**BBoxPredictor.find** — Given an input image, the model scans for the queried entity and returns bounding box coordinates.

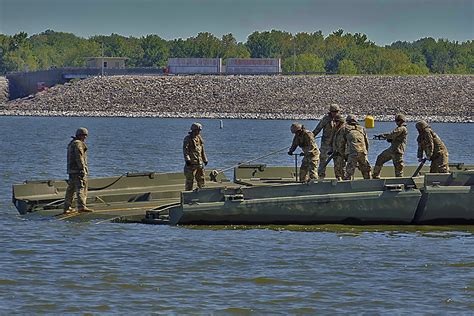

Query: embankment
[1,75,472,122]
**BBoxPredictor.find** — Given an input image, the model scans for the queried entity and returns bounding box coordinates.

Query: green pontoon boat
[12,171,230,222]
[12,164,474,225]
[144,164,474,225]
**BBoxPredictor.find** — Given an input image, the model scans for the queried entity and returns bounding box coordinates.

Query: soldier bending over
[415,120,449,173]
[372,113,408,178]
[288,123,320,182]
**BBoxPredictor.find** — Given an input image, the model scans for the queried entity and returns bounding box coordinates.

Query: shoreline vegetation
[1,30,472,75]
[0,75,472,123]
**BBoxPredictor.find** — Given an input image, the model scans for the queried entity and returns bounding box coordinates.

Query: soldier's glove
[185,160,191,166]
[299,153,305,157]
[287,151,293,156]
[204,161,208,166]
[79,170,86,177]
[333,152,340,157]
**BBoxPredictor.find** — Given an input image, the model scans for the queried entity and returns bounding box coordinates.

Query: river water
[1,116,473,314]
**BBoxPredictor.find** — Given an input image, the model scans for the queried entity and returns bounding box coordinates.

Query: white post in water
[219,120,223,129]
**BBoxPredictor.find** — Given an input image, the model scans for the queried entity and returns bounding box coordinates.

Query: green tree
[282,53,325,73]
[190,32,222,57]
[337,59,357,74]
[139,35,169,67]
[221,33,250,59]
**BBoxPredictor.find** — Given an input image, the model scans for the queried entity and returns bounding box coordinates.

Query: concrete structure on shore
[167,58,222,74]
[226,58,281,74]
[1,75,472,123]
[86,57,127,69]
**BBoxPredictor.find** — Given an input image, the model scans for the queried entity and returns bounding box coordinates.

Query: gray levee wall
[168,58,222,74]
[226,58,281,74]
[6,68,164,100]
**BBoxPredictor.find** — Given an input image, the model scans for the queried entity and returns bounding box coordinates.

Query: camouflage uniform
[289,125,320,182]
[373,122,408,178]
[344,117,371,180]
[416,122,449,173]
[64,129,89,211]
[331,123,347,180]
[183,125,208,191]
[313,113,336,178]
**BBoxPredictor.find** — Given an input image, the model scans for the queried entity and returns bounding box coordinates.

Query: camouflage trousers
[333,154,346,180]
[184,164,205,191]
[430,152,449,173]
[64,174,88,210]
[317,144,332,178]
[300,155,319,182]
[344,152,372,180]
[373,149,404,177]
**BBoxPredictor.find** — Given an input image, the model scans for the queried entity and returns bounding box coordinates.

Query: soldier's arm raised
[383,127,402,140]
[312,116,327,136]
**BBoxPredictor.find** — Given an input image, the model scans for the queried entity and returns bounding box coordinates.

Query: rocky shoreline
[1,75,472,123]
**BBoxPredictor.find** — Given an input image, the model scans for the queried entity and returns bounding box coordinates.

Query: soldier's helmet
[334,114,345,123]
[190,123,203,131]
[329,103,340,112]
[346,114,357,124]
[395,113,406,122]
[415,120,429,130]
[290,123,303,133]
[75,127,89,137]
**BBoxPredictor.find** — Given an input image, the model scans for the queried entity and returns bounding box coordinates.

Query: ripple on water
[11,249,37,255]
[0,279,18,285]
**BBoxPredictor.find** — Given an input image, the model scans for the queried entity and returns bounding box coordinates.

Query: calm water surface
[1,116,473,314]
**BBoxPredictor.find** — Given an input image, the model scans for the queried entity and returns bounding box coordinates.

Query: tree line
[0,29,472,75]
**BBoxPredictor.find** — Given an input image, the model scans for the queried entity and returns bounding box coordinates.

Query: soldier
[288,123,320,182]
[330,114,347,180]
[313,103,340,179]
[63,127,92,214]
[415,120,449,173]
[372,113,408,178]
[183,122,208,191]
[344,115,371,180]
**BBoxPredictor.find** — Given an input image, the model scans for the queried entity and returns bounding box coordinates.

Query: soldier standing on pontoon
[331,114,347,181]
[63,127,93,214]
[415,120,449,173]
[344,115,372,180]
[183,122,208,191]
[313,104,340,179]
[288,123,320,182]
[372,113,408,178]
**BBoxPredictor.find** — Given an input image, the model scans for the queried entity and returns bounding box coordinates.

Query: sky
[0,0,472,45]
